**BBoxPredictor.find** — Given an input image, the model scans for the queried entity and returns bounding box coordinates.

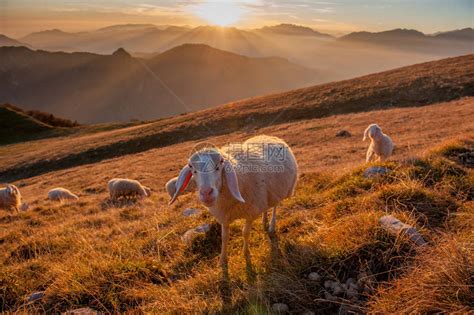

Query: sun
[191,1,247,26]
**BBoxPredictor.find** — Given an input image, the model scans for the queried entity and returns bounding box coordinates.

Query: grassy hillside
[0,105,56,145]
[0,134,471,313]
[0,54,473,182]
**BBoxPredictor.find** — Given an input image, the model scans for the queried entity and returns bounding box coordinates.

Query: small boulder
[336,130,352,138]
[324,291,337,302]
[308,272,321,282]
[379,215,427,246]
[26,291,44,303]
[64,307,100,314]
[364,166,389,178]
[182,208,200,217]
[272,303,289,313]
[195,223,210,233]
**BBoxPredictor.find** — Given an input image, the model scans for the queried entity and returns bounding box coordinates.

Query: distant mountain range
[0,44,317,123]
[0,34,28,47]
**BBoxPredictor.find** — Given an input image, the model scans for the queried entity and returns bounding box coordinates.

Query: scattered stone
[195,223,210,233]
[308,272,321,282]
[346,278,356,286]
[332,283,344,296]
[379,215,427,246]
[364,166,389,178]
[20,202,29,211]
[26,291,44,303]
[64,307,100,314]
[324,280,334,289]
[302,311,315,315]
[182,229,200,246]
[182,208,200,217]
[459,151,474,167]
[181,223,211,245]
[336,130,352,138]
[324,291,337,302]
[272,303,289,313]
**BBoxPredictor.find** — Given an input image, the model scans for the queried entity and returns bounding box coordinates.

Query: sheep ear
[223,160,245,203]
[169,165,192,205]
[363,126,369,141]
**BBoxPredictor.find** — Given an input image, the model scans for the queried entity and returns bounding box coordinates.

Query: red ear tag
[179,171,193,193]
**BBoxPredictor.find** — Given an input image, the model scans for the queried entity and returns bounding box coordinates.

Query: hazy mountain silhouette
[256,24,333,38]
[434,27,474,41]
[0,44,317,123]
[0,34,28,47]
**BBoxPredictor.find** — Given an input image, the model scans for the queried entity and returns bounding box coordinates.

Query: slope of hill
[0,54,472,182]
[0,105,56,145]
[0,34,27,47]
[0,98,472,312]
[0,45,317,123]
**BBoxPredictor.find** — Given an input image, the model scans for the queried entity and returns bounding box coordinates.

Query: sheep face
[364,124,382,141]
[169,149,245,206]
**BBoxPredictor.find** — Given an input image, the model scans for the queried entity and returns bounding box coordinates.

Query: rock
[26,291,44,303]
[182,229,200,245]
[332,283,344,296]
[346,277,356,286]
[64,307,99,314]
[195,223,210,233]
[346,286,358,299]
[324,291,337,302]
[182,208,200,217]
[364,166,389,178]
[182,223,212,245]
[308,272,321,282]
[336,130,352,137]
[20,202,29,211]
[379,215,427,246]
[272,303,289,313]
[302,311,315,315]
[324,280,334,289]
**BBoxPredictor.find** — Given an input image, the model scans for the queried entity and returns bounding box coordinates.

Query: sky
[0,0,472,37]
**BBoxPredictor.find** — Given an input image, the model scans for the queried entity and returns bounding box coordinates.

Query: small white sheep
[165,176,196,198]
[48,187,79,201]
[0,184,22,213]
[363,124,394,162]
[170,135,298,269]
[108,178,151,200]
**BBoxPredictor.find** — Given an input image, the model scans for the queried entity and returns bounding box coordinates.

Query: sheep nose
[200,187,214,198]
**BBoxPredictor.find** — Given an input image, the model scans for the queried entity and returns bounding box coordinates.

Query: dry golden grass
[1,126,472,313]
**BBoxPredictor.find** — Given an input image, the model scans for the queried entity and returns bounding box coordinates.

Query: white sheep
[108,178,151,200]
[165,176,196,198]
[0,184,22,213]
[170,135,298,269]
[48,187,79,201]
[363,124,394,162]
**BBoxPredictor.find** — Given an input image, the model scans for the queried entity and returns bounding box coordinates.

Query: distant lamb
[363,124,394,162]
[165,176,196,198]
[48,188,79,201]
[108,178,151,200]
[0,184,22,213]
[170,135,298,269]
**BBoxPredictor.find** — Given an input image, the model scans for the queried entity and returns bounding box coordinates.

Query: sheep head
[363,124,383,141]
[169,148,245,206]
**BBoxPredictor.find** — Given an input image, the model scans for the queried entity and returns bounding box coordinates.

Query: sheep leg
[269,207,277,234]
[262,211,269,231]
[220,224,230,268]
[366,148,375,163]
[242,220,252,263]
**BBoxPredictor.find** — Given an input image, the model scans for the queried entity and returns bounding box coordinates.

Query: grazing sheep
[170,135,298,268]
[48,187,79,201]
[108,178,151,200]
[363,124,394,162]
[0,184,22,213]
[165,176,196,198]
